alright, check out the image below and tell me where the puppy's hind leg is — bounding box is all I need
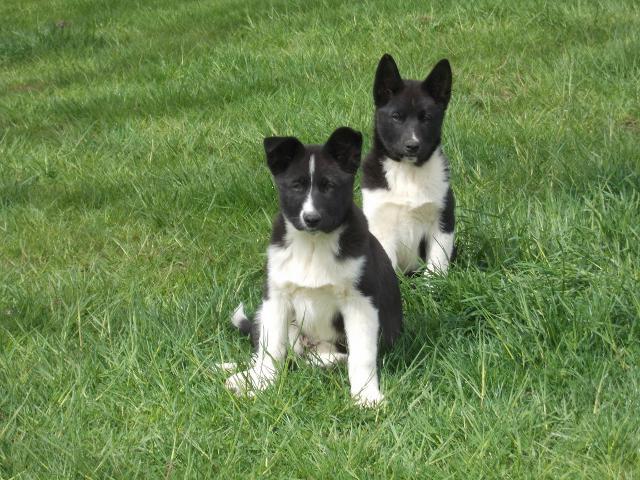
[214,303,256,373]
[225,297,289,395]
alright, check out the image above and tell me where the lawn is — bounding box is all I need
[1,0,639,477]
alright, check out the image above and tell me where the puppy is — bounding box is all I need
[225,127,403,407]
[362,54,456,274]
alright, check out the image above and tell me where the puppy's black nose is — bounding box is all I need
[404,141,419,155]
[302,212,321,228]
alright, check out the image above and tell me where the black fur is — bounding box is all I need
[232,310,260,350]
[418,237,427,262]
[265,128,362,234]
[363,54,457,273]
[269,213,287,247]
[356,229,403,347]
[439,187,455,234]
[369,54,452,167]
[331,314,348,353]
[336,205,403,347]
[233,126,403,352]
[361,154,389,190]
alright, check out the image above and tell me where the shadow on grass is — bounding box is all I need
[2,0,350,135]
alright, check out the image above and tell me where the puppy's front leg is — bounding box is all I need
[226,296,289,395]
[425,226,454,275]
[365,206,399,269]
[369,225,398,269]
[342,298,383,407]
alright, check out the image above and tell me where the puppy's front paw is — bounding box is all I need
[214,362,239,372]
[225,367,275,396]
[425,261,448,276]
[225,370,252,394]
[353,388,385,408]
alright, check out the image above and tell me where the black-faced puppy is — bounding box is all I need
[225,127,402,407]
[362,54,456,274]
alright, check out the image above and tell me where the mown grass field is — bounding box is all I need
[1,0,639,478]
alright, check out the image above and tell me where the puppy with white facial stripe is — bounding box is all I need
[225,127,403,407]
[362,54,456,274]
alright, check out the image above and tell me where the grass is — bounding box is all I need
[1,0,639,477]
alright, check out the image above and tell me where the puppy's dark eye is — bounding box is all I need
[319,178,335,193]
[291,179,307,192]
[391,112,402,122]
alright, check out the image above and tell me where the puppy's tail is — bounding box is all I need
[231,303,253,336]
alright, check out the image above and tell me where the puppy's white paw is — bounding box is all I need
[225,366,275,396]
[214,362,239,372]
[353,388,385,408]
[425,261,448,277]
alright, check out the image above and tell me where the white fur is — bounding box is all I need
[342,295,383,406]
[362,149,453,273]
[300,155,316,225]
[225,220,384,406]
[427,230,454,273]
[230,303,247,329]
[214,362,238,372]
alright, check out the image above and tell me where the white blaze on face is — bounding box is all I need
[300,155,317,224]
[410,132,419,142]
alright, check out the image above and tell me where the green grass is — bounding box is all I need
[1,0,639,477]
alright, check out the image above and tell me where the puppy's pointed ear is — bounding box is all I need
[374,54,404,107]
[324,127,362,174]
[263,136,305,176]
[422,59,452,106]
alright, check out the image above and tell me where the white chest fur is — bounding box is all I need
[267,222,365,342]
[362,150,450,271]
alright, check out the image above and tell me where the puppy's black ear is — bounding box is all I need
[422,59,452,106]
[264,136,305,176]
[324,127,362,174]
[373,54,404,107]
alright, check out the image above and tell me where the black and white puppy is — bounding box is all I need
[362,54,455,274]
[225,127,402,407]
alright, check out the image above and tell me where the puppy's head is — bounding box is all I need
[373,54,452,164]
[264,127,362,233]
